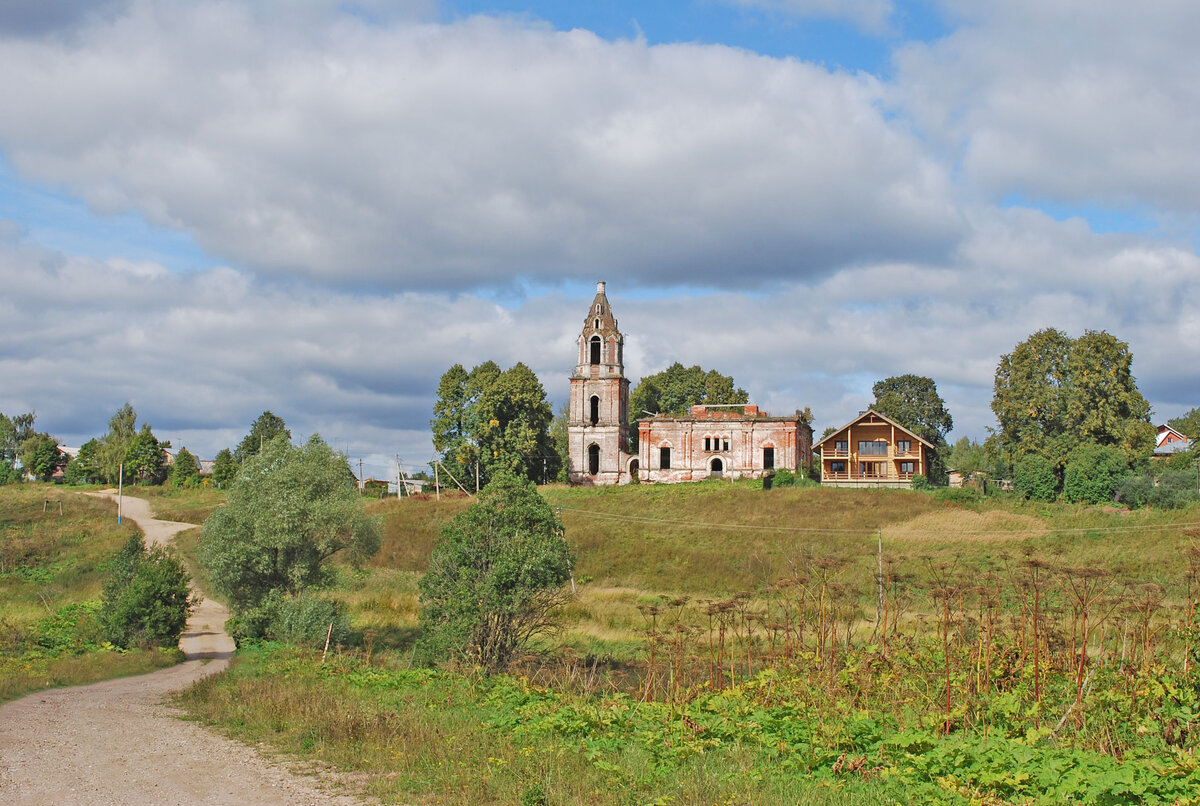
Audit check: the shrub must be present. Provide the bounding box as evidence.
[1116,473,1155,508]
[1063,443,1128,504]
[772,468,796,487]
[101,535,196,649]
[1014,454,1058,501]
[418,472,574,671]
[911,474,930,491]
[228,590,350,648]
[1150,469,1199,509]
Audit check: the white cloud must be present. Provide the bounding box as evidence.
[721,0,895,34]
[0,2,958,291]
[895,1,1200,219]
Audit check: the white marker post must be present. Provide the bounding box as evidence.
[117,463,123,524]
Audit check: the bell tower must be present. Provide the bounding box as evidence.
[568,281,631,484]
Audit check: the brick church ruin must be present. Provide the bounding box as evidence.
[567,282,813,485]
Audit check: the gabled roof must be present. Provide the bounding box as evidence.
[1157,424,1189,447]
[812,409,936,450]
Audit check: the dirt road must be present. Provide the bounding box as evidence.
[0,492,363,805]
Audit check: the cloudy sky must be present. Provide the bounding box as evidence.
[1,0,1197,481]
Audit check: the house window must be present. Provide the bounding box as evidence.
[830,461,846,474]
[763,447,775,469]
[900,461,914,474]
[588,444,600,475]
[590,335,601,364]
[723,438,730,451]
[859,462,884,477]
[858,440,887,456]
[896,440,911,455]
[589,395,600,426]
[594,318,600,329]
[834,440,848,454]
[704,436,712,451]
[660,446,671,469]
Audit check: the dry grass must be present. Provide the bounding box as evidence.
[884,509,1049,542]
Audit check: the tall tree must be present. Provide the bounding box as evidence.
[234,411,291,463]
[211,448,237,488]
[100,402,139,483]
[63,438,104,485]
[628,363,747,451]
[19,433,67,481]
[990,329,1154,474]
[431,361,557,488]
[871,374,954,484]
[171,446,201,487]
[124,423,169,485]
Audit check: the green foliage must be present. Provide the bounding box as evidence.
[1014,453,1058,501]
[432,361,559,487]
[228,590,350,648]
[629,363,747,451]
[0,411,36,471]
[199,434,381,612]
[418,473,574,671]
[170,446,201,487]
[63,438,103,484]
[101,534,195,649]
[991,329,1154,472]
[211,447,237,488]
[910,473,930,490]
[123,422,169,485]
[1118,468,1199,510]
[1063,443,1127,504]
[872,374,953,485]
[234,411,291,463]
[947,436,986,480]
[100,402,138,484]
[1168,406,1200,440]
[19,432,66,480]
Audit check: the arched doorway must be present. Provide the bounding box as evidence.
[710,457,724,476]
[629,458,639,481]
[588,443,601,475]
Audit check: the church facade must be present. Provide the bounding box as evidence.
[567,282,813,485]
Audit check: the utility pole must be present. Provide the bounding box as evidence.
[434,462,440,501]
[359,458,364,491]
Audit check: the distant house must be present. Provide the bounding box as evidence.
[1155,424,1192,457]
[814,410,932,488]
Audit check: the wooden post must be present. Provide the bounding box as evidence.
[321,622,334,663]
[434,462,440,501]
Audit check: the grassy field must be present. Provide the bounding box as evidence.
[0,484,181,702]
[174,481,1200,804]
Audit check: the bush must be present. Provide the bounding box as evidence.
[228,590,350,648]
[911,474,930,491]
[101,535,196,649]
[418,472,574,671]
[1014,454,1058,501]
[1116,473,1155,508]
[772,468,796,487]
[1063,443,1128,504]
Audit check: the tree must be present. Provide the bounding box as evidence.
[100,403,138,483]
[990,329,1153,475]
[63,438,104,485]
[199,434,380,612]
[171,446,201,487]
[210,448,237,488]
[871,374,954,485]
[549,402,570,483]
[1168,407,1200,440]
[431,361,558,487]
[948,436,987,480]
[19,433,66,481]
[418,472,574,671]
[1063,443,1128,505]
[124,423,169,485]
[101,534,196,649]
[1014,454,1058,502]
[234,411,291,463]
[629,363,748,451]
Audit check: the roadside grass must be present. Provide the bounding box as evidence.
[0,483,184,702]
[134,485,227,524]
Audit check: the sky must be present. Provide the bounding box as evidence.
[1,0,1198,483]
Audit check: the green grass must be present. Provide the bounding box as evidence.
[0,483,185,701]
[135,484,227,524]
[177,482,1200,804]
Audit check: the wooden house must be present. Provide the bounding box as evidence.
[814,410,932,488]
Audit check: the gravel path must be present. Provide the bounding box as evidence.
[0,492,364,805]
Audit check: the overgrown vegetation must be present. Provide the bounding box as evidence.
[0,485,181,702]
[178,482,1200,804]
[100,534,196,649]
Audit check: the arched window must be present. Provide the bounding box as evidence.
[594,318,600,329]
[590,335,601,365]
[629,458,639,480]
[589,395,600,425]
[588,444,601,475]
